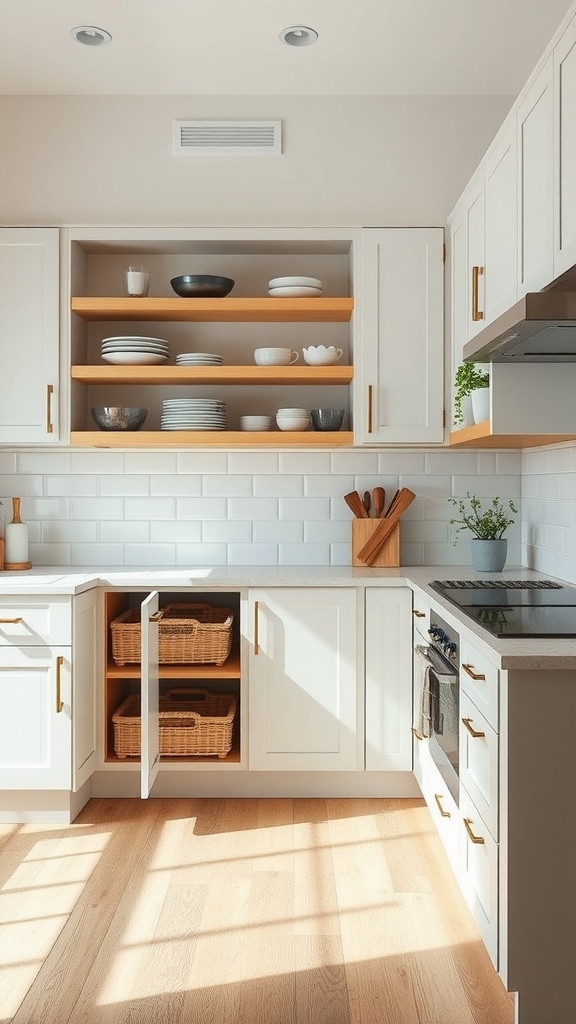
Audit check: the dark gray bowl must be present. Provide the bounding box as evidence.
[91,407,148,431]
[311,408,345,431]
[170,274,235,298]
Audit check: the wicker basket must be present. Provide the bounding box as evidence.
[110,602,234,666]
[112,688,237,759]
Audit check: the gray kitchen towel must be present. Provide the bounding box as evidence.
[414,644,457,738]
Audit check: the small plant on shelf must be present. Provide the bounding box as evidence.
[453,363,490,425]
[448,492,517,543]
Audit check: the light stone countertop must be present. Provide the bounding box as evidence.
[0,563,575,670]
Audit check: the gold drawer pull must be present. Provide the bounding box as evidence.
[367,384,373,434]
[434,793,451,818]
[463,817,485,845]
[462,662,486,681]
[412,610,426,618]
[411,726,425,741]
[254,600,260,656]
[462,717,485,739]
[56,654,64,713]
[0,617,23,624]
[46,383,54,434]
[472,265,484,321]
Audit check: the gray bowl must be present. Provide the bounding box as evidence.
[310,408,345,431]
[91,407,148,431]
[170,274,235,298]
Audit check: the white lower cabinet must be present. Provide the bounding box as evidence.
[424,753,459,874]
[459,786,499,968]
[460,690,498,839]
[365,587,412,770]
[247,588,360,771]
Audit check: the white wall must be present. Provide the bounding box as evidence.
[522,441,576,582]
[0,94,511,226]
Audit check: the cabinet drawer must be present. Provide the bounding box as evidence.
[459,788,499,970]
[459,637,499,731]
[412,597,431,643]
[460,692,499,840]
[424,753,459,875]
[0,597,71,646]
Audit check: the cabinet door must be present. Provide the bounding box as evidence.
[0,228,59,444]
[248,588,359,771]
[450,206,472,387]
[141,591,160,798]
[365,588,412,771]
[72,589,98,791]
[554,14,576,277]
[0,646,71,789]
[356,228,444,444]
[459,787,499,970]
[517,56,554,295]
[466,181,486,339]
[484,124,517,325]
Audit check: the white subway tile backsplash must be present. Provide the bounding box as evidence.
[228,497,278,520]
[331,451,379,474]
[70,543,124,565]
[177,497,227,520]
[71,497,125,520]
[150,520,202,542]
[378,452,426,474]
[151,475,202,497]
[279,542,330,565]
[476,453,497,475]
[305,475,355,498]
[0,453,16,474]
[203,520,253,543]
[425,452,478,475]
[125,497,177,520]
[305,519,349,543]
[279,452,331,474]
[253,520,303,543]
[403,475,452,498]
[124,544,177,566]
[42,520,99,543]
[494,452,522,474]
[46,475,97,497]
[400,542,425,565]
[70,451,124,474]
[18,452,71,474]
[100,521,150,543]
[100,475,150,496]
[177,452,228,474]
[228,452,278,474]
[279,497,330,521]
[401,519,450,544]
[126,451,177,474]
[228,543,278,565]
[30,542,71,565]
[454,475,521,498]
[174,542,226,566]
[23,497,70,520]
[203,475,253,497]
[254,475,304,497]
[1,476,43,497]
[330,542,351,565]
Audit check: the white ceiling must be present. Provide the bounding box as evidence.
[0,0,573,97]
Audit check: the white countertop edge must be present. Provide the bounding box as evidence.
[1,564,575,669]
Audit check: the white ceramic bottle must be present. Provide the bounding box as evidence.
[5,497,31,570]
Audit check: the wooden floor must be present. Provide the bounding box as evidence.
[0,797,514,1024]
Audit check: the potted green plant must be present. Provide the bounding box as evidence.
[453,363,490,426]
[448,492,518,572]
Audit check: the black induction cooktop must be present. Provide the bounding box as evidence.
[429,580,576,638]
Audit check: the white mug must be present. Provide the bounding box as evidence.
[254,347,299,366]
[302,345,343,365]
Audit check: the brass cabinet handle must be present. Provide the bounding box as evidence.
[367,384,373,434]
[0,617,23,624]
[462,716,485,738]
[463,817,485,845]
[149,610,163,622]
[411,726,425,741]
[254,600,259,655]
[471,265,484,321]
[434,793,451,818]
[56,654,64,713]
[412,610,426,618]
[461,662,486,681]
[46,384,54,434]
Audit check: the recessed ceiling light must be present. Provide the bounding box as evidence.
[70,25,112,47]
[279,26,318,47]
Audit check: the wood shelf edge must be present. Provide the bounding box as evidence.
[71,430,353,448]
[449,421,576,448]
[71,364,354,385]
[70,296,354,323]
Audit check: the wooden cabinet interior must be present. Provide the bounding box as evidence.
[103,590,242,765]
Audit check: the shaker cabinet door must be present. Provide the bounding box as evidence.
[355,228,444,445]
[0,228,60,444]
[554,13,576,277]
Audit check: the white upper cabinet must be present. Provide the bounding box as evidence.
[554,12,576,277]
[355,227,444,445]
[484,123,517,325]
[466,180,486,341]
[0,228,60,444]
[517,55,554,295]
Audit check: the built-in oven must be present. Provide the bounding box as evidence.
[413,612,460,804]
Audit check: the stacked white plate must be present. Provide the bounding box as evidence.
[101,336,169,366]
[160,398,227,431]
[268,275,323,298]
[176,353,223,366]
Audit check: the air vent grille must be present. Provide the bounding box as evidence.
[174,120,282,155]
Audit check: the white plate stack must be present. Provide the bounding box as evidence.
[160,398,227,431]
[268,275,323,298]
[101,336,169,365]
[176,353,224,366]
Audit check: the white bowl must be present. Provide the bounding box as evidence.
[268,286,323,298]
[268,276,323,289]
[302,345,343,365]
[277,407,308,415]
[254,347,298,365]
[240,416,272,431]
[276,412,310,431]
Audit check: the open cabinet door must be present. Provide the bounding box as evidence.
[141,591,160,798]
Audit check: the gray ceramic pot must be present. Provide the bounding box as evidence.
[470,538,507,572]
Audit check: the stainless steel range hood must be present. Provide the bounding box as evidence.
[463,292,576,362]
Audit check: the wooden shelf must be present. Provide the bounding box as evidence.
[449,421,576,448]
[71,364,353,385]
[106,647,241,679]
[71,296,354,323]
[71,430,353,447]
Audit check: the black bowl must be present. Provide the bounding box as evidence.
[170,274,235,298]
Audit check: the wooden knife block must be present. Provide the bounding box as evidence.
[351,519,400,567]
